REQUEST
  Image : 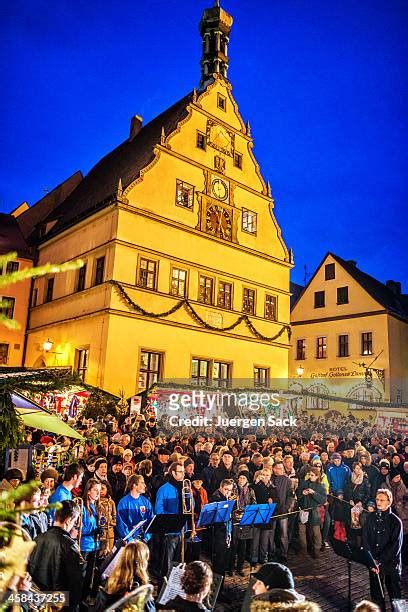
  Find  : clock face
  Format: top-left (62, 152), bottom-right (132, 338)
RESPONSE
top-left (206, 205), bottom-right (232, 240)
top-left (211, 178), bottom-right (229, 201)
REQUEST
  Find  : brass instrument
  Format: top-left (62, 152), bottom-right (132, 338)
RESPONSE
top-left (181, 479), bottom-right (200, 563)
top-left (72, 497), bottom-right (84, 546)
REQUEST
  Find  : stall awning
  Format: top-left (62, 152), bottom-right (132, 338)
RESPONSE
top-left (12, 391), bottom-right (84, 440)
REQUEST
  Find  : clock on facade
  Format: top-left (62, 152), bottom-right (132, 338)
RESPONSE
top-left (206, 204), bottom-right (232, 240)
top-left (211, 177), bottom-right (229, 201)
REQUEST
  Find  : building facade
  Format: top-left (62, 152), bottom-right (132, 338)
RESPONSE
top-left (289, 253), bottom-right (408, 418)
top-left (0, 214), bottom-right (33, 367)
top-left (23, 3), bottom-right (292, 397)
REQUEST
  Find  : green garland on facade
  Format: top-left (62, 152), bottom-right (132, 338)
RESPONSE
top-left (110, 280), bottom-right (291, 343)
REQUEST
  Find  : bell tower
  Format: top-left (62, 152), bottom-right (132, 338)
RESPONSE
top-left (199, 0), bottom-right (233, 89)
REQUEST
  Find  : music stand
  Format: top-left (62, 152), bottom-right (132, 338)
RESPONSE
top-left (197, 500), bottom-right (235, 527)
top-left (330, 538), bottom-right (383, 611)
top-left (144, 513), bottom-right (187, 536)
top-left (197, 501), bottom-right (235, 571)
top-left (239, 503), bottom-right (276, 527)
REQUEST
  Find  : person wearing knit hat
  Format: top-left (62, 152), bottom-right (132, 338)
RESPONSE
top-left (0, 469), bottom-right (24, 496)
top-left (248, 562), bottom-right (305, 607)
top-left (327, 453), bottom-right (351, 495)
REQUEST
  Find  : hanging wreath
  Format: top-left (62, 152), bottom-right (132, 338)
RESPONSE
top-left (110, 280), bottom-right (291, 343)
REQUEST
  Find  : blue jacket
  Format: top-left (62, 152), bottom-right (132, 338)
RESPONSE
top-left (155, 481), bottom-right (180, 515)
top-left (327, 463), bottom-right (351, 494)
top-left (80, 503), bottom-right (99, 553)
top-left (48, 485), bottom-right (72, 523)
top-left (116, 494), bottom-right (153, 540)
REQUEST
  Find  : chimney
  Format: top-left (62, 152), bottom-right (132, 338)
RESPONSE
top-left (347, 260), bottom-right (357, 267)
top-left (386, 280), bottom-right (401, 296)
top-left (129, 115), bottom-right (143, 141)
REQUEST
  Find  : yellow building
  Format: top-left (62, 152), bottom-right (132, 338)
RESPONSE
top-left (289, 253), bottom-right (408, 418)
top-left (0, 214), bottom-right (33, 367)
top-left (23, 3), bottom-right (292, 397)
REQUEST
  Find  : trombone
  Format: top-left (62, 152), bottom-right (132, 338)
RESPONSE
top-left (72, 497), bottom-right (83, 546)
top-left (181, 479), bottom-right (200, 563)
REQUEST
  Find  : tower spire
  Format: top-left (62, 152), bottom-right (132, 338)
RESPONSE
top-left (199, 2), bottom-right (233, 89)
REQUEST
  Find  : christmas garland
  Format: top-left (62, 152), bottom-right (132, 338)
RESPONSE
top-left (110, 280), bottom-right (291, 343)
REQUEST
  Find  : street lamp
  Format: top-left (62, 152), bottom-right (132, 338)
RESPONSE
top-left (43, 339), bottom-right (54, 352)
top-left (296, 364), bottom-right (304, 378)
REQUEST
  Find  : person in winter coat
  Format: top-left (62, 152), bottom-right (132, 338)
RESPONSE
top-left (0, 468), bottom-right (23, 509)
top-left (250, 469), bottom-right (277, 565)
top-left (296, 467), bottom-right (327, 558)
top-left (108, 456), bottom-right (127, 504)
top-left (344, 462), bottom-right (371, 507)
top-left (268, 462), bottom-right (293, 562)
top-left (386, 470), bottom-right (408, 564)
top-left (200, 453), bottom-right (220, 495)
top-left (99, 482), bottom-right (116, 555)
top-left (326, 453), bottom-right (351, 494)
top-left (28, 500), bottom-right (84, 610)
top-left (358, 452), bottom-right (381, 497)
top-left (232, 472), bottom-right (256, 575)
top-left (362, 488), bottom-right (403, 611)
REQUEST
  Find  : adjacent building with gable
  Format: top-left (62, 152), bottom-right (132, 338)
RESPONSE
top-left (290, 253), bottom-right (408, 419)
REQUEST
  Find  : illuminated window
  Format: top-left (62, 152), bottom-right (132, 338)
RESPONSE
top-left (139, 351), bottom-right (162, 390)
top-left (265, 295), bottom-right (277, 320)
top-left (199, 276), bottom-right (214, 305)
top-left (361, 332), bottom-right (373, 356)
top-left (243, 288), bottom-right (255, 315)
top-left (0, 297), bottom-right (15, 319)
top-left (176, 180), bottom-right (194, 209)
top-left (139, 258), bottom-right (157, 290)
top-left (75, 348), bottom-right (89, 382)
top-left (213, 361), bottom-right (230, 388)
top-left (0, 343), bottom-right (9, 365)
top-left (218, 281), bottom-right (232, 309)
top-left (171, 268), bottom-right (187, 297)
top-left (316, 337), bottom-right (327, 359)
top-left (242, 209), bottom-right (257, 234)
top-left (254, 367), bottom-right (269, 387)
top-left (191, 358), bottom-right (210, 386)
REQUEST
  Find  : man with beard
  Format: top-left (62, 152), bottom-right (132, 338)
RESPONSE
top-left (155, 461), bottom-right (186, 577)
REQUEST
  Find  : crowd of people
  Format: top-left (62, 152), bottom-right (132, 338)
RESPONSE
top-left (1, 409), bottom-right (407, 611)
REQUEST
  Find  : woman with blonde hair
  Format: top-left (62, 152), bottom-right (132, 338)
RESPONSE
top-left (95, 540), bottom-right (155, 611)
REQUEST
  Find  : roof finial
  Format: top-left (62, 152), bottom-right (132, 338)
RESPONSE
top-left (214, 0), bottom-right (220, 7)
top-left (117, 178), bottom-right (123, 196)
top-left (199, 1), bottom-right (233, 89)
top-left (160, 127), bottom-right (166, 145)
top-left (246, 120), bottom-right (251, 137)
top-left (267, 181), bottom-right (272, 197)
top-left (193, 88), bottom-right (197, 103)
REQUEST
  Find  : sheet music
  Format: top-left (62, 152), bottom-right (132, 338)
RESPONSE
top-left (102, 546), bottom-right (125, 579)
top-left (157, 565), bottom-right (186, 604)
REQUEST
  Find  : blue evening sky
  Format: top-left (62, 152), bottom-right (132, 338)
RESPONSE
top-left (1, 0), bottom-right (407, 288)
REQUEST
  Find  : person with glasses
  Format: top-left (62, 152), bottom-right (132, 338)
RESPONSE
top-left (155, 461), bottom-right (186, 578)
